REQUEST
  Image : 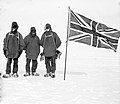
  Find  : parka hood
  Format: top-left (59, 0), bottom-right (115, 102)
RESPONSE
top-left (44, 23), bottom-right (52, 31)
top-left (11, 22), bottom-right (19, 33)
top-left (30, 27), bottom-right (36, 37)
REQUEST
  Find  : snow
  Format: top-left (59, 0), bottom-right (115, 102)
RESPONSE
top-left (1, 69), bottom-right (120, 104)
top-left (0, 0), bottom-right (120, 104)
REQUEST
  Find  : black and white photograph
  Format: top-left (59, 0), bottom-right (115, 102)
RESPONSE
top-left (0, 0), bottom-right (120, 104)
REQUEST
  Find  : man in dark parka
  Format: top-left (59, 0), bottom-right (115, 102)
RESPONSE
top-left (3, 22), bottom-right (25, 78)
top-left (24, 27), bottom-right (40, 76)
top-left (40, 23), bottom-right (61, 78)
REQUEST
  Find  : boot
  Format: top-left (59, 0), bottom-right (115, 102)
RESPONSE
top-left (24, 72), bottom-right (30, 77)
top-left (51, 73), bottom-right (55, 78)
top-left (32, 72), bottom-right (39, 76)
top-left (2, 74), bottom-right (11, 78)
top-left (12, 73), bottom-right (19, 78)
top-left (44, 73), bottom-right (51, 77)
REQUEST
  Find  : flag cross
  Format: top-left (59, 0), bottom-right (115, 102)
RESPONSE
top-left (70, 21), bottom-right (118, 51)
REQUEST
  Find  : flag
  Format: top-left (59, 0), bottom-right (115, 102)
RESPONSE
top-left (68, 8), bottom-right (120, 52)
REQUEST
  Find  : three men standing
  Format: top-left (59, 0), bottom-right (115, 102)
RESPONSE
top-left (3, 22), bottom-right (61, 78)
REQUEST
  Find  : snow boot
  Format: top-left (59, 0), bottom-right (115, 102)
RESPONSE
top-left (44, 73), bottom-right (51, 77)
top-left (24, 72), bottom-right (30, 77)
top-left (32, 72), bottom-right (39, 76)
top-left (2, 74), bottom-right (11, 78)
top-left (12, 73), bottom-right (19, 78)
top-left (51, 73), bottom-right (55, 78)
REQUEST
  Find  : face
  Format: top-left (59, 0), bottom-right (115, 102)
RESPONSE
top-left (31, 30), bottom-right (36, 36)
top-left (11, 25), bottom-right (18, 32)
top-left (44, 24), bottom-right (51, 31)
top-left (45, 29), bottom-right (50, 31)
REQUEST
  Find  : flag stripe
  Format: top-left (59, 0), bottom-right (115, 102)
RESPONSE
top-left (77, 13), bottom-right (92, 26)
top-left (71, 10), bottom-right (86, 26)
top-left (70, 23), bottom-right (118, 43)
top-left (92, 34), bottom-right (97, 47)
top-left (70, 23), bottom-right (93, 34)
top-left (69, 35), bottom-right (90, 41)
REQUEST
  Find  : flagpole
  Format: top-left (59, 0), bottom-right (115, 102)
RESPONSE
top-left (64, 6), bottom-right (71, 80)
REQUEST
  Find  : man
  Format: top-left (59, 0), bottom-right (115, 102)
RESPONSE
top-left (3, 22), bottom-right (25, 78)
top-left (40, 23), bottom-right (61, 78)
top-left (24, 27), bottom-right (40, 76)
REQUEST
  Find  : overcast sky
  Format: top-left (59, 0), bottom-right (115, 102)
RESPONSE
top-left (0, 0), bottom-right (120, 73)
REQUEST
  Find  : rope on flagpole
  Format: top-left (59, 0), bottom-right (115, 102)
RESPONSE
top-left (64, 6), bottom-right (71, 80)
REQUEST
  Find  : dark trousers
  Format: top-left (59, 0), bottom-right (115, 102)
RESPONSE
top-left (6, 58), bottom-right (18, 74)
top-left (45, 56), bottom-right (56, 73)
top-left (26, 58), bottom-right (38, 73)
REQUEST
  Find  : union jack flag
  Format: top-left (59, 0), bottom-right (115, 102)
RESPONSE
top-left (68, 8), bottom-right (120, 52)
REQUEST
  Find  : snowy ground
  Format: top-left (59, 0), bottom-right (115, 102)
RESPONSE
top-left (1, 68), bottom-right (120, 104)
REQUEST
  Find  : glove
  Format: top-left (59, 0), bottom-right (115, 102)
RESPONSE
top-left (56, 52), bottom-right (62, 59)
top-left (57, 52), bottom-right (62, 59)
top-left (40, 52), bottom-right (44, 56)
top-left (3, 50), bottom-right (8, 57)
